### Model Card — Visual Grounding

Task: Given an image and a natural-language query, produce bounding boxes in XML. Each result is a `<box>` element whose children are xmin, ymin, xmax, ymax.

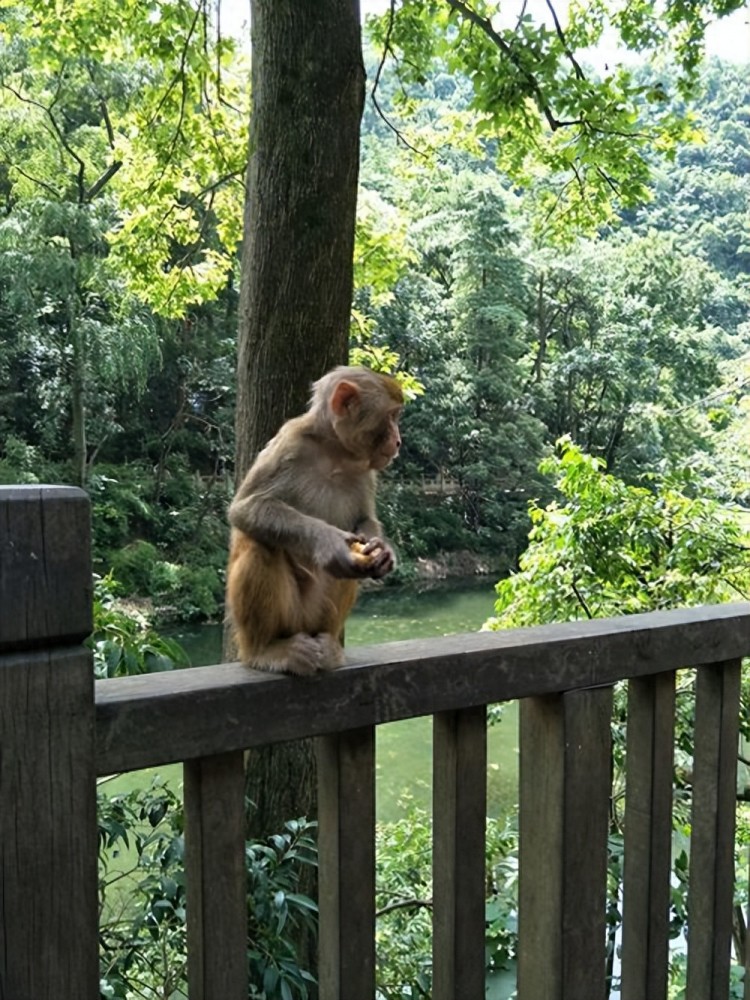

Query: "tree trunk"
<box><xmin>69</xmin><ymin>302</ymin><xmax>87</xmax><ymax>488</ymax></box>
<box><xmin>235</xmin><ymin>0</ymin><xmax>365</xmax><ymax>837</ymax></box>
<box><xmin>235</xmin><ymin>0</ymin><xmax>365</xmax><ymax>474</ymax></box>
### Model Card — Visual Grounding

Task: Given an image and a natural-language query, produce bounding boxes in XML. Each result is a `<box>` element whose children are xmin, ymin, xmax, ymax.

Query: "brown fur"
<box><xmin>226</xmin><ymin>367</ymin><xmax>402</xmax><ymax>675</ymax></box>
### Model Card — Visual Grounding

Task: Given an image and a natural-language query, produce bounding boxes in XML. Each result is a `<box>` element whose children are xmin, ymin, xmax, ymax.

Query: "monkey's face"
<box><xmin>368</xmin><ymin>406</ymin><xmax>402</xmax><ymax>470</ymax></box>
<box><xmin>326</xmin><ymin>369</ymin><xmax>403</xmax><ymax>468</ymax></box>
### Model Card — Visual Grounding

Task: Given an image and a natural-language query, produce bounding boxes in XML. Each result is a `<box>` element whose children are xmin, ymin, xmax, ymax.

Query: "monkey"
<box><xmin>226</xmin><ymin>365</ymin><xmax>403</xmax><ymax>675</ymax></box>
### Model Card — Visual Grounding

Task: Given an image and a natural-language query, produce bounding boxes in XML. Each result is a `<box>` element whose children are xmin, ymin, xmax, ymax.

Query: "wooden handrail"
<box><xmin>95</xmin><ymin>602</ymin><xmax>750</xmax><ymax>774</ymax></box>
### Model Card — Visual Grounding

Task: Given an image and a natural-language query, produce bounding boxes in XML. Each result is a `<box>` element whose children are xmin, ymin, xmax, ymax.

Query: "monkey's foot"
<box><xmin>250</xmin><ymin>633</ymin><xmax>344</xmax><ymax>676</ymax></box>
<box><xmin>287</xmin><ymin>632</ymin><xmax>344</xmax><ymax>675</ymax></box>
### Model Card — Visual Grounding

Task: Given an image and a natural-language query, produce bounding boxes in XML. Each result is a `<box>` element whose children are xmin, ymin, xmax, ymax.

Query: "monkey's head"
<box><xmin>312</xmin><ymin>366</ymin><xmax>403</xmax><ymax>470</ymax></box>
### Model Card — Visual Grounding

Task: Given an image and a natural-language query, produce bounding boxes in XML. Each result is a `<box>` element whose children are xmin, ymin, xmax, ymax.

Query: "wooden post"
<box><xmin>184</xmin><ymin>751</ymin><xmax>248</xmax><ymax>1000</ymax></box>
<box><xmin>317</xmin><ymin>727</ymin><xmax>376</xmax><ymax>1000</ymax></box>
<box><xmin>686</xmin><ymin>660</ymin><xmax>741</xmax><ymax>1000</ymax></box>
<box><xmin>621</xmin><ymin>672</ymin><xmax>676</xmax><ymax>1000</ymax></box>
<box><xmin>517</xmin><ymin>687</ymin><xmax>613</xmax><ymax>1000</ymax></box>
<box><xmin>433</xmin><ymin>706</ymin><xmax>487</xmax><ymax>1000</ymax></box>
<box><xmin>0</xmin><ymin>486</ymin><xmax>98</xmax><ymax>1000</ymax></box>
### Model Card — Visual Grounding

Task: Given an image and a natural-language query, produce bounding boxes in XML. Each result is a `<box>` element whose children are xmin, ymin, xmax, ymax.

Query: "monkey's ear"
<box><xmin>330</xmin><ymin>380</ymin><xmax>360</xmax><ymax>417</ymax></box>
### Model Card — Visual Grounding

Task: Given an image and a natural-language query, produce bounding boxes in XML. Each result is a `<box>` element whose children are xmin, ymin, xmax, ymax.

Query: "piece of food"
<box><xmin>349</xmin><ymin>539</ymin><xmax>375</xmax><ymax>567</ymax></box>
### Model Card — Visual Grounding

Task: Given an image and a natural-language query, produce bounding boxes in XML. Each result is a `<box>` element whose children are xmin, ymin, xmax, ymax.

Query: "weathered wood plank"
<box><xmin>686</xmin><ymin>660</ymin><xmax>742</xmax><ymax>1000</ymax></box>
<box><xmin>561</xmin><ymin>686</ymin><xmax>613</xmax><ymax>1000</ymax></box>
<box><xmin>621</xmin><ymin>672</ymin><xmax>676</xmax><ymax>1000</ymax></box>
<box><xmin>184</xmin><ymin>752</ymin><xmax>247</xmax><ymax>1000</ymax></box>
<box><xmin>317</xmin><ymin>727</ymin><xmax>376</xmax><ymax>1000</ymax></box>
<box><xmin>432</xmin><ymin>707</ymin><xmax>487</xmax><ymax>1000</ymax></box>
<box><xmin>0</xmin><ymin>487</ymin><xmax>97</xmax><ymax>1000</ymax></box>
<box><xmin>96</xmin><ymin>603</ymin><xmax>750</xmax><ymax>774</ymax></box>
<box><xmin>0</xmin><ymin>485</ymin><xmax>92</xmax><ymax>650</ymax></box>
<box><xmin>517</xmin><ymin>687</ymin><xmax>612</xmax><ymax>1000</ymax></box>
<box><xmin>0</xmin><ymin>649</ymin><xmax>98</xmax><ymax>1000</ymax></box>
<box><xmin>518</xmin><ymin>695</ymin><xmax>564</xmax><ymax>1000</ymax></box>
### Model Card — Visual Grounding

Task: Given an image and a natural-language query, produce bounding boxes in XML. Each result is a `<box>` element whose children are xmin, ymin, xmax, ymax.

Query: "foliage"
<box><xmin>246</xmin><ymin>819</ymin><xmax>319</xmax><ymax>1000</ymax></box>
<box><xmin>486</xmin><ymin>438</ymin><xmax>750</xmax><ymax>992</ymax></box>
<box><xmin>88</xmin><ymin>572</ymin><xmax>190</xmax><ymax>677</ymax></box>
<box><xmin>99</xmin><ymin>778</ymin><xmax>188</xmax><ymax>999</ymax></box>
<box><xmin>0</xmin><ymin>435</ymin><xmax>56</xmax><ymax>483</ymax></box>
<box><xmin>0</xmin><ymin>1</ymin><xmax>748</xmax><ymax>602</ymax></box>
<box><xmin>0</xmin><ymin>0</ymin><xmax>248</xmax><ymax>314</ymax></box>
<box><xmin>366</xmin><ymin>0</ymin><xmax>743</xmax><ymax>234</ymax></box>
<box><xmin>525</xmin><ymin>231</ymin><xmax>728</xmax><ymax>475</ymax></box>
<box><xmin>89</xmin><ymin>458</ymin><xmax>230</xmax><ymax>620</ymax></box>
<box><xmin>376</xmin><ymin>802</ymin><xmax>433</xmax><ymax>997</ymax></box>
<box><xmin>375</xmin><ymin>801</ymin><xmax>518</xmax><ymax>998</ymax></box>
<box><xmin>487</xmin><ymin>439</ymin><xmax>750</xmax><ymax>630</ymax></box>
<box><xmin>0</xmin><ymin>0</ymin><xmax>245</xmax><ymax>485</ymax></box>
<box><xmin>98</xmin><ymin>776</ymin><xmax>319</xmax><ymax>1000</ymax></box>
<box><xmin>371</xmin><ymin>172</ymin><xmax>549</xmax><ymax>560</ymax></box>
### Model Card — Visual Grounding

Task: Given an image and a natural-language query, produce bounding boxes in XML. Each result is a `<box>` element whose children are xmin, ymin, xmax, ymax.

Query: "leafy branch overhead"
<box><xmin>0</xmin><ymin>0</ymin><xmax>248</xmax><ymax>314</ymax></box>
<box><xmin>367</xmin><ymin>0</ymin><xmax>745</xmax><ymax>231</ymax></box>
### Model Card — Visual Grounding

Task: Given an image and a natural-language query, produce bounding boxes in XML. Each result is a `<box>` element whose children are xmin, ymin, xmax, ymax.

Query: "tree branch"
<box><xmin>142</xmin><ymin>0</ymin><xmax>204</xmax><ymax>194</ymax></box>
<box><xmin>545</xmin><ymin>0</ymin><xmax>585</xmax><ymax>80</ymax></box>
<box><xmin>12</xmin><ymin>165</ymin><xmax>61</xmax><ymax>200</ymax></box>
<box><xmin>571</xmin><ymin>578</ymin><xmax>593</xmax><ymax>619</ymax></box>
<box><xmin>376</xmin><ymin>897</ymin><xmax>433</xmax><ymax>918</ymax></box>
<box><xmin>444</xmin><ymin>0</ymin><xmax>583</xmax><ymax>131</ymax></box>
<box><xmin>98</xmin><ymin>95</ymin><xmax>116</xmax><ymax>149</ymax></box>
<box><xmin>370</xmin><ymin>0</ymin><xmax>429</xmax><ymax>157</ymax></box>
<box><xmin>86</xmin><ymin>161</ymin><xmax>122</xmax><ymax>200</ymax></box>
<box><xmin>3</xmin><ymin>81</ymin><xmax>87</xmax><ymax>199</ymax></box>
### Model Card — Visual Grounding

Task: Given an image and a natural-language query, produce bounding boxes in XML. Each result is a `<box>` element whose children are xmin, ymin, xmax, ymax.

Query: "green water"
<box><xmin>164</xmin><ymin>578</ymin><xmax>519</xmax><ymax>822</ymax></box>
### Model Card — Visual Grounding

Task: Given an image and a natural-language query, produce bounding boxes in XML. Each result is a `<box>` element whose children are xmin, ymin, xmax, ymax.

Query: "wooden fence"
<box><xmin>1</xmin><ymin>485</ymin><xmax>750</xmax><ymax>1000</ymax></box>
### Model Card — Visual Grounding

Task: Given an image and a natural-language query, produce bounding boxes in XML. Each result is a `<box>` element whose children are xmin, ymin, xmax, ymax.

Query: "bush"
<box><xmin>487</xmin><ymin>439</ymin><xmax>750</xmax><ymax>630</ymax></box>
<box><xmin>99</xmin><ymin>779</ymin><xmax>187</xmax><ymax>999</ymax></box>
<box><xmin>375</xmin><ymin>801</ymin><xmax>519</xmax><ymax>999</ymax></box>
<box><xmin>110</xmin><ymin>540</ymin><xmax>161</xmax><ymax>594</ymax></box>
<box><xmin>0</xmin><ymin>435</ymin><xmax>44</xmax><ymax>483</ymax></box>
<box><xmin>89</xmin><ymin>464</ymin><xmax>155</xmax><ymax>558</ymax></box>
<box><xmin>148</xmin><ymin>561</ymin><xmax>222</xmax><ymax>620</ymax></box>
<box><xmin>87</xmin><ymin>573</ymin><xmax>189</xmax><ymax>677</ymax></box>
<box><xmin>98</xmin><ymin>782</ymin><xmax>319</xmax><ymax>1000</ymax></box>
<box><xmin>89</xmin><ymin>458</ymin><xmax>230</xmax><ymax>620</ymax></box>
<box><xmin>108</xmin><ymin>541</ymin><xmax>222</xmax><ymax>621</ymax></box>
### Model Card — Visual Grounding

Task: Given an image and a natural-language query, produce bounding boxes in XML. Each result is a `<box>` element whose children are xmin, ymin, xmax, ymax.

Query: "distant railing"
<box><xmin>1</xmin><ymin>485</ymin><xmax>749</xmax><ymax>1000</ymax></box>
<box><xmin>420</xmin><ymin>472</ymin><xmax>461</xmax><ymax>495</ymax></box>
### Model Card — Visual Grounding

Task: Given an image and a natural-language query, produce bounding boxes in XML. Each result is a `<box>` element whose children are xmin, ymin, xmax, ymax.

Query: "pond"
<box><xmin>166</xmin><ymin>577</ymin><xmax>520</xmax><ymax>822</ymax></box>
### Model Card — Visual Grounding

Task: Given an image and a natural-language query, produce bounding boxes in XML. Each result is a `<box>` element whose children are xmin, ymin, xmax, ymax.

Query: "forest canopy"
<box><xmin>0</xmin><ymin>0</ymin><xmax>748</xmax><ymax>617</ymax></box>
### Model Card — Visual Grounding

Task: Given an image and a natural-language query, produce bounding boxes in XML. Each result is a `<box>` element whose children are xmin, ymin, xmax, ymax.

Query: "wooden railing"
<box><xmin>2</xmin><ymin>485</ymin><xmax>750</xmax><ymax>1000</ymax></box>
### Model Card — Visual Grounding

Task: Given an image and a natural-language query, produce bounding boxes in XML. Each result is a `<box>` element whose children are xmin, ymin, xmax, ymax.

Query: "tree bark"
<box><xmin>69</xmin><ymin>301</ymin><xmax>88</xmax><ymax>488</ymax></box>
<box><xmin>235</xmin><ymin>0</ymin><xmax>365</xmax><ymax>837</ymax></box>
<box><xmin>235</xmin><ymin>0</ymin><xmax>365</xmax><ymax>474</ymax></box>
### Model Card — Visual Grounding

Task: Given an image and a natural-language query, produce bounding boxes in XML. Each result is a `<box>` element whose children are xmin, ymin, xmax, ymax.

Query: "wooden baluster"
<box><xmin>0</xmin><ymin>486</ymin><xmax>98</xmax><ymax>1000</ymax></box>
<box><xmin>432</xmin><ymin>706</ymin><xmax>487</xmax><ymax>1000</ymax></box>
<box><xmin>317</xmin><ymin>727</ymin><xmax>376</xmax><ymax>1000</ymax></box>
<box><xmin>517</xmin><ymin>687</ymin><xmax>613</xmax><ymax>1000</ymax></box>
<box><xmin>621</xmin><ymin>671</ymin><xmax>677</xmax><ymax>1000</ymax></box>
<box><xmin>184</xmin><ymin>750</ymin><xmax>248</xmax><ymax>1000</ymax></box>
<box><xmin>686</xmin><ymin>660</ymin><xmax>742</xmax><ymax>1000</ymax></box>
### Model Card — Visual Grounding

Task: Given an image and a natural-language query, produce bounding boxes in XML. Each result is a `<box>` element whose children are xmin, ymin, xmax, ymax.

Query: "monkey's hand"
<box><xmin>355</xmin><ymin>537</ymin><xmax>396</xmax><ymax>579</ymax></box>
<box><xmin>319</xmin><ymin>531</ymin><xmax>378</xmax><ymax>579</ymax></box>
